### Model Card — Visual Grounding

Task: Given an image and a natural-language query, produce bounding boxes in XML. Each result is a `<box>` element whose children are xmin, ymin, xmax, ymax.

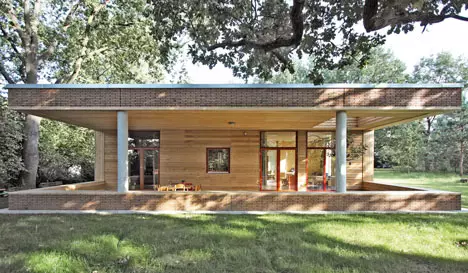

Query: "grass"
<box><xmin>375</xmin><ymin>169</ymin><xmax>468</xmax><ymax>207</ymax></box>
<box><xmin>0</xmin><ymin>214</ymin><xmax>467</xmax><ymax>273</ymax></box>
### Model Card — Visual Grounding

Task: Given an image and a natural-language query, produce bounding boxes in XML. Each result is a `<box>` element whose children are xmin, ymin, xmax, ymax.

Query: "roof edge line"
<box><xmin>3</xmin><ymin>83</ymin><xmax>465</xmax><ymax>89</ymax></box>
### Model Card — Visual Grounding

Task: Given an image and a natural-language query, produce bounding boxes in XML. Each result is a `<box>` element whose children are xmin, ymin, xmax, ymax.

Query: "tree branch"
<box><xmin>7</xmin><ymin>9</ymin><xmax>26</xmax><ymax>47</ymax></box>
<box><xmin>271</xmin><ymin>50</ymin><xmax>294</xmax><ymax>74</ymax></box>
<box><xmin>0</xmin><ymin>24</ymin><xmax>24</xmax><ymax>61</ymax></box>
<box><xmin>57</xmin><ymin>2</ymin><xmax>107</xmax><ymax>83</ymax></box>
<box><xmin>449</xmin><ymin>14</ymin><xmax>468</xmax><ymax>22</ymax></box>
<box><xmin>363</xmin><ymin>0</ymin><xmax>468</xmax><ymax>32</ymax></box>
<box><xmin>38</xmin><ymin>1</ymin><xmax>82</xmax><ymax>65</ymax></box>
<box><xmin>0</xmin><ymin>62</ymin><xmax>16</xmax><ymax>84</ymax></box>
<box><xmin>207</xmin><ymin>0</ymin><xmax>305</xmax><ymax>52</ymax></box>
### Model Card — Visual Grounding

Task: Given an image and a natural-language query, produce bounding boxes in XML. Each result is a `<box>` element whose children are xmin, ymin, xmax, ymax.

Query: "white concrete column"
<box><xmin>117</xmin><ymin>111</ymin><xmax>129</xmax><ymax>193</ymax></box>
<box><xmin>335</xmin><ymin>111</ymin><xmax>347</xmax><ymax>193</ymax></box>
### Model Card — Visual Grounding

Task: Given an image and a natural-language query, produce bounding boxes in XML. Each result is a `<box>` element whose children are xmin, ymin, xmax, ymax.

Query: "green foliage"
<box><xmin>50</xmin><ymin>0</ymin><xmax>168</xmax><ymax>84</ymax></box>
<box><xmin>322</xmin><ymin>47</ymin><xmax>408</xmax><ymax>84</ymax></box>
<box><xmin>429</xmin><ymin>103</ymin><xmax>468</xmax><ymax>173</ymax></box>
<box><xmin>149</xmin><ymin>0</ymin><xmax>385</xmax><ymax>83</ymax></box>
<box><xmin>0</xmin><ymin>0</ymin><xmax>170</xmax><ymax>84</ymax></box>
<box><xmin>268</xmin><ymin>47</ymin><xmax>408</xmax><ymax>84</ymax></box>
<box><xmin>0</xmin><ymin>96</ymin><xmax>24</xmax><ymax>186</ymax></box>
<box><xmin>38</xmin><ymin>119</ymin><xmax>95</xmax><ymax>183</ymax></box>
<box><xmin>410</xmin><ymin>52</ymin><xmax>468</xmax><ymax>84</ymax></box>
<box><xmin>375</xmin><ymin>122</ymin><xmax>426</xmax><ymax>172</ymax></box>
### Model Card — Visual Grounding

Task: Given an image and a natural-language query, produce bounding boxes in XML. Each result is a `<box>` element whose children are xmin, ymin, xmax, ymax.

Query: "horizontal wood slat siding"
<box><xmin>347</xmin><ymin>132</ymin><xmax>364</xmax><ymax>190</ymax></box>
<box><xmin>104</xmin><ymin>132</ymin><xmax>118</xmax><ymax>189</ymax></box>
<box><xmin>102</xmin><ymin>130</ymin><xmax>365</xmax><ymax>190</ymax></box>
<box><xmin>160</xmin><ymin>130</ymin><xmax>260</xmax><ymax>191</ymax></box>
<box><xmin>362</xmin><ymin>131</ymin><xmax>374</xmax><ymax>182</ymax></box>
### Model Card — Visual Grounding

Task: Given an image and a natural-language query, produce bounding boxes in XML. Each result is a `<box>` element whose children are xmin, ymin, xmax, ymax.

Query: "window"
<box><xmin>261</xmin><ymin>131</ymin><xmax>296</xmax><ymax>147</ymax></box>
<box><xmin>206</xmin><ymin>148</ymin><xmax>230</xmax><ymax>173</ymax></box>
<box><xmin>128</xmin><ymin>131</ymin><xmax>160</xmax><ymax>148</ymax></box>
<box><xmin>307</xmin><ymin>132</ymin><xmax>334</xmax><ymax>148</ymax></box>
<box><xmin>127</xmin><ymin>131</ymin><xmax>160</xmax><ymax>190</ymax></box>
<box><xmin>306</xmin><ymin>132</ymin><xmax>335</xmax><ymax>192</ymax></box>
<box><xmin>260</xmin><ymin>132</ymin><xmax>297</xmax><ymax>191</ymax></box>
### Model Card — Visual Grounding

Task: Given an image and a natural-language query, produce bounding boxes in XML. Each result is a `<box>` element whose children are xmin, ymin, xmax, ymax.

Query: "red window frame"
<box><xmin>259</xmin><ymin>131</ymin><xmax>298</xmax><ymax>192</ymax></box>
<box><xmin>305</xmin><ymin>131</ymin><xmax>335</xmax><ymax>192</ymax></box>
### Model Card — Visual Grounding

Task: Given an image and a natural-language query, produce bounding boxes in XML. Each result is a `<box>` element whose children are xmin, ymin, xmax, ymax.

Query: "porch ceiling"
<box><xmin>22</xmin><ymin>109</ymin><xmax>444</xmax><ymax>131</ymax></box>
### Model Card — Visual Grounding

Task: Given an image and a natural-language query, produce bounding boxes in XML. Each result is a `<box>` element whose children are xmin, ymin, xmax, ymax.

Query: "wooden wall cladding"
<box><xmin>347</xmin><ymin>132</ymin><xmax>364</xmax><ymax>189</ymax></box>
<box><xmin>102</xmin><ymin>130</ymin><xmax>366</xmax><ymax>191</ymax></box>
<box><xmin>104</xmin><ymin>132</ymin><xmax>118</xmax><ymax>189</ymax></box>
<box><xmin>160</xmin><ymin>130</ymin><xmax>260</xmax><ymax>191</ymax></box>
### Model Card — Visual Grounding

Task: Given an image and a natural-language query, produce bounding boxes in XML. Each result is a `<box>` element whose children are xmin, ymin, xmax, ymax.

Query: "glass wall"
<box><xmin>306</xmin><ymin>132</ymin><xmax>336</xmax><ymax>191</ymax></box>
<box><xmin>260</xmin><ymin>132</ymin><xmax>297</xmax><ymax>191</ymax></box>
<box><xmin>128</xmin><ymin>131</ymin><xmax>160</xmax><ymax>148</ymax></box>
<box><xmin>128</xmin><ymin>131</ymin><xmax>160</xmax><ymax>190</ymax></box>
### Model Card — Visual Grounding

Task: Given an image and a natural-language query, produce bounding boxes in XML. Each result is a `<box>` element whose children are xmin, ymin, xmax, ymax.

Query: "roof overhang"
<box><xmin>5</xmin><ymin>84</ymin><xmax>463</xmax><ymax>131</ymax></box>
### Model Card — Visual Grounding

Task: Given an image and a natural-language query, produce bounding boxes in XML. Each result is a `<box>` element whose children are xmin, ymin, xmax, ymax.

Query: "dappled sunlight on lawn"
<box><xmin>375</xmin><ymin>169</ymin><xmax>468</xmax><ymax>207</ymax></box>
<box><xmin>1</xmin><ymin>214</ymin><xmax>468</xmax><ymax>273</ymax></box>
<box><xmin>27</xmin><ymin>251</ymin><xmax>87</xmax><ymax>273</ymax></box>
<box><xmin>67</xmin><ymin>234</ymin><xmax>149</xmax><ymax>264</ymax></box>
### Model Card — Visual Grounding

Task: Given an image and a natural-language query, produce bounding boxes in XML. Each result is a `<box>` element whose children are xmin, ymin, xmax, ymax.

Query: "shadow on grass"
<box><xmin>0</xmin><ymin>214</ymin><xmax>467</xmax><ymax>273</ymax></box>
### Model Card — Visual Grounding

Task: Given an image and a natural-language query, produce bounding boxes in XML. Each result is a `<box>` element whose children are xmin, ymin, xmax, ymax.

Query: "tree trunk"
<box><xmin>20</xmin><ymin>115</ymin><xmax>42</xmax><ymax>189</ymax></box>
<box><xmin>460</xmin><ymin>142</ymin><xmax>464</xmax><ymax>177</ymax></box>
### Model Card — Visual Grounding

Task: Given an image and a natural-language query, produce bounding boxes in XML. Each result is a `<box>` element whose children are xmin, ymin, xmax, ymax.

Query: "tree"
<box><xmin>363</xmin><ymin>0</ymin><xmax>468</xmax><ymax>33</ymax></box>
<box><xmin>268</xmin><ymin>47</ymin><xmax>408</xmax><ymax>84</ymax></box>
<box><xmin>150</xmin><ymin>0</ymin><xmax>386</xmax><ymax>83</ymax></box>
<box><xmin>375</xmin><ymin>122</ymin><xmax>426</xmax><ymax>172</ymax></box>
<box><xmin>0</xmin><ymin>96</ymin><xmax>24</xmax><ymax>187</ymax></box>
<box><xmin>149</xmin><ymin>0</ymin><xmax>467</xmax><ymax>83</ymax></box>
<box><xmin>0</xmin><ymin>0</ymin><xmax>168</xmax><ymax>188</ymax></box>
<box><xmin>39</xmin><ymin>119</ymin><xmax>95</xmax><ymax>183</ymax></box>
<box><xmin>410</xmin><ymin>52</ymin><xmax>468</xmax><ymax>172</ymax></box>
<box><xmin>432</xmin><ymin>103</ymin><xmax>468</xmax><ymax>176</ymax></box>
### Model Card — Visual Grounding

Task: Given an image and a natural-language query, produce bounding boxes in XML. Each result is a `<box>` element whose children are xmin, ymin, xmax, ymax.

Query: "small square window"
<box><xmin>206</xmin><ymin>148</ymin><xmax>230</xmax><ymax>173</ymax></box>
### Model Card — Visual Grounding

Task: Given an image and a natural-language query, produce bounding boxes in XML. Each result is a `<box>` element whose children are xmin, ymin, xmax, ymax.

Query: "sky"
<box><xmin>185</xmin><ymin>17</ymin><xmax>468</xmax><ymax>84</ymax></box>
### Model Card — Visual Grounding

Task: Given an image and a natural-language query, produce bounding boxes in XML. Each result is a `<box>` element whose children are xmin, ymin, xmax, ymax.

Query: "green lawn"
<box><xmin>375</xmin><ymin>169</ymin><xmax>468</xmax><ymax>207</ymax></box>
<box><xmin>0</xmin><ymin>214</ymin><xmax>467</xmax><ymax>273</ymax></box>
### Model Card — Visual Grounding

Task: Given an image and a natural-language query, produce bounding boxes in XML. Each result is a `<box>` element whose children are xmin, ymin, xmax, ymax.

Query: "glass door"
<box><xmin>307</xmin><ymin>148</ymin><xmax>336</xmax><ymax>191</ymax></box>
<box><xmin>261</xmin><ymin>149</ymin><xmax>296</xmax><ymax>191</ymax></box>
<box><xmin>307</xmin><ymin>149</ymin><xmax>326</xmax><ymax>191</ymax></box>
<box><xmin>279</xmin><ymin>149</ymin><xmax>296</xmax><ymax>191</ymax></box>
<box><xmin>143</xmin><ymin>149</ymin><xmax>160</xmax><ymax>189</ymax></box>
<box><xmin>128</xmin><ymin>148</ymin><xmax>160</xmax><ymax>190</ymax></box>
<box><xmin>128</xmin><ymin>149</ymin><xmax>141</xmax><ymax>190</ymax></box>
<box><xmin>260</xmin><ymin>131</ymin><xmax>297</xmax><ymax>191</ymax></box>
<box><xmin>261</xmin><ymin>150</ymin><xmax>278</xmax><ymax>191</ymax></box>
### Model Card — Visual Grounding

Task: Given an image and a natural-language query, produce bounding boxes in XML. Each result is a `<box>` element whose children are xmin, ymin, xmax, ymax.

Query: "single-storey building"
<box><xmin>5</xmin><ymin>83</ymin><xmax>463</xmax><ymax>211</ymax></box>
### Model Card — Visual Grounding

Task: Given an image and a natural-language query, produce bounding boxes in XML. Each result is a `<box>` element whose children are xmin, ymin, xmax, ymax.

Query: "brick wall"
<box><xmin>361</xmin><ymin>181</ymin><xmax>423</xmax><ymax>191</ymax></box>
<box><xmin>9</xmin><ymin>190</ymin><xmax>461</xmax><ymax>211</ymax></box>
<box><xmin>8</xmin><ymin>87</ymin><xmax>462</xmax><ymax>108</ymax></box>
<box><xmin>345</xmin><ymin>88</ymin><xmax>461</xmax><ymax>107</ymax></box>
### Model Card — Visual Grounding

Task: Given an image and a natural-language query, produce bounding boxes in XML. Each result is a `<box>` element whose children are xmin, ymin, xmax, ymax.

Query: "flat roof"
<box><xmin>4</xmin><ymin>83</ymin><xmax>464</xmax><ymax>89</ymax></box>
